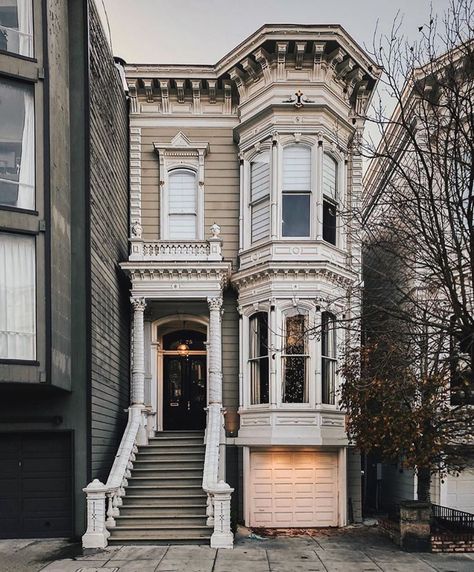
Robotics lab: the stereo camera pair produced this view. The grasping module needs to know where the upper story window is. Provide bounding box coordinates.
[322,154,338,245]
[282,145,311,237]
[282,311,309,403]
[0,0,33,58]
[249,312,269,404]
[0,78,35,210]
[250,152,270,244]
[0,231,36,360]
[168,169,197,240]
[321,311,337,404]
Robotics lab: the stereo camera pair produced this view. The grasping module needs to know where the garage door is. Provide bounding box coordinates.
[446,468,474,513]
[0,433,73,539]
[249,450,338,527]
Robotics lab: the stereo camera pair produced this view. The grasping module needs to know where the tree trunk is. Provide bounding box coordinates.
[417,467,431,502]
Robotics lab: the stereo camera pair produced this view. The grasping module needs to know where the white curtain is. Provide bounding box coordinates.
[17,0,34,57]
[0,233,36,360]
[17,88,35,210]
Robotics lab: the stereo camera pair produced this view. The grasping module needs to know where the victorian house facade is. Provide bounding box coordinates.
[81,25,381,548]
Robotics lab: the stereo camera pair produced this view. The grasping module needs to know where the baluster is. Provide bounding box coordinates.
[106,492,116,528]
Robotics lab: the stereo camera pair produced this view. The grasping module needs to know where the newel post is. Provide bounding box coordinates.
[82,479,109,551]
[210,480,234,549]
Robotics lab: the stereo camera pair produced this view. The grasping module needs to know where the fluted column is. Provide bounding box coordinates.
[131,297,146,406]
[207,296,223,405]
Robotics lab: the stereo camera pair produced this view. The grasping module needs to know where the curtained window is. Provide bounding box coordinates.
[282,145,311,237]
[0,232,36,360]
[250,152,270,243]
[0,0,33,57]
[0,78,35,210]
[168,169,197,239]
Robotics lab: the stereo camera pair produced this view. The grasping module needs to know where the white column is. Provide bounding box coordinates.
[207,296,223,405]
[131,297,146,405]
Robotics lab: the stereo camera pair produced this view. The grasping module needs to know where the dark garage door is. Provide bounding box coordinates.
[0,432,73,538]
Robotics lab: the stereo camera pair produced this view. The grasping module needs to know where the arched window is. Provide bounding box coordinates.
[321,312,337,404]
[250,152,270,243]
[249,312,269,404]
[282,312,309,403]
[282,145,311,237]
[322,154,338,245]
[168,169,197,240]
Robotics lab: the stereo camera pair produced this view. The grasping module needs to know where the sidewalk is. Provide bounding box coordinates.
[2,526,474,572]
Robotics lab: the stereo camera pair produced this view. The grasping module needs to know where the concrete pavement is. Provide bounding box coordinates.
[1,526,473,572]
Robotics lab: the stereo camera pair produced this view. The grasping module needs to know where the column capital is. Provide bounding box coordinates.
[130,297,146,311]
[207,296,223,311]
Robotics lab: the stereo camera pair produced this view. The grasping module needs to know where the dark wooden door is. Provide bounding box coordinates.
[0,432,73,538]
[163,355,206,430]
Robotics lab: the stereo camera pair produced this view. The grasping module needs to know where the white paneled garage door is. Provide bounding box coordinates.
[446,469,474,513]
[249,450,338,527]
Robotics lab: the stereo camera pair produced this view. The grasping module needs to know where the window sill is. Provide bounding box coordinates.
[0,49,37,63]
[0,205,38,216]
[0,358,39,366]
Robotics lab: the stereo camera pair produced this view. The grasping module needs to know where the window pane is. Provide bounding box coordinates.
[282,356,308,403]
[0,232,36,360]
[250,153,270,202]
[322,358,336,405]
[321,312,336,358]
[250,313,269,404]
[169,170,197,214]
[0,0,33,57]
[323,154,337,200]
[0,78,35,210]
[322,312,336,405]
[282,194,310,237]
[169,214,196,239]
[283,145,311,191]
[323,200,336,245]
[251,198,270,243]
[285,315,306,354]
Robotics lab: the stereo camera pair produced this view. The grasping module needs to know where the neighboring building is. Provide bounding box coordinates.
[362,42,474,515]
[81,24,381,548]
[0,0,129,538]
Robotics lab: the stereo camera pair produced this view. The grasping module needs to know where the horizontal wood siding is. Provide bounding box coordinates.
[88,1,130,482]
[140,127,240,265]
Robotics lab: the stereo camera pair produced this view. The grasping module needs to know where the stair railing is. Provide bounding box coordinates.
[202,402,234,549]
[82,405,144,550]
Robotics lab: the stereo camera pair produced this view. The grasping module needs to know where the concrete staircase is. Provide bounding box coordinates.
[109,430,211,545]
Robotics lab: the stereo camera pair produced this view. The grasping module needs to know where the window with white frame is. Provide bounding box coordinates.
[167,168,197,240]
[282,145,311,237]
[0,78,35,210]
[321,311,337,404]
[250,152,270,244]
[249,312,269,404]
[0,231,36,360]
[0,0,34,58]
[322,154,338,245]
[282,311,309,403]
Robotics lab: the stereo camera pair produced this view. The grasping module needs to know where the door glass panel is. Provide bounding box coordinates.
[167,359,182,407]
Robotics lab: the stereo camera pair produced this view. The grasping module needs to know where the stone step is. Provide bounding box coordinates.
[139,442,205,451]
[115,515,208,527]
[153,430,205,438]
[110,525,211,539]
[119,504,206,516]
[128,476,202,487]
[135,451,205,462]
[108,536,210,545]
[121,495,206,506]
[149,435,204,444]
[126,485,204,496]
[133,459,204,470]
[131,468,203,479]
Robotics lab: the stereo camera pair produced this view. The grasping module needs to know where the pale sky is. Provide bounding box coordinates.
[98,0,451,65]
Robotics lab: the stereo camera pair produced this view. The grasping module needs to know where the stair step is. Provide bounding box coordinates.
[140,443,205,451]
[121,495,206,506]
[131,468,203,478]
[126,486,204,497]
[154,431,204,436]
[116,515,207,526]
[133,460,204,470]
[136,452,205,462]
[128,477,202,487]
[108,536,210,545]
[119,504,205,516]
[112,524,211,534]
[149,435,204,442]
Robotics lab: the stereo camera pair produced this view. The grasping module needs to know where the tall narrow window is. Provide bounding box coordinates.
[249,312,269,404]
[250,152,270,243]
[168,169,197,240]
[0,232,36,360]
[0,0,34,57]
[282,313,308,403]
[321,312,337,404]
[282,145,311,237]
[0,78,35,210]
[322,154,338,245]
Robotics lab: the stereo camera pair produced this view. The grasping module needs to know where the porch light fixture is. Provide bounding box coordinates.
[177,342,190,357]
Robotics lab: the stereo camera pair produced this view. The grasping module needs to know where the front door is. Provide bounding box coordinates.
[163,355,206,430]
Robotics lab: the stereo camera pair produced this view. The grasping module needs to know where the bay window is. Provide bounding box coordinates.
[249,312,269,404]
[321,312,337,404]
[322,154,338,245]
[250,152,270,243]
[168,169,197,240]
[0,232,36,360]
[282,145,311,237]
[0,78,35,211]
[0,0,33,58]
[282,312,309,403]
